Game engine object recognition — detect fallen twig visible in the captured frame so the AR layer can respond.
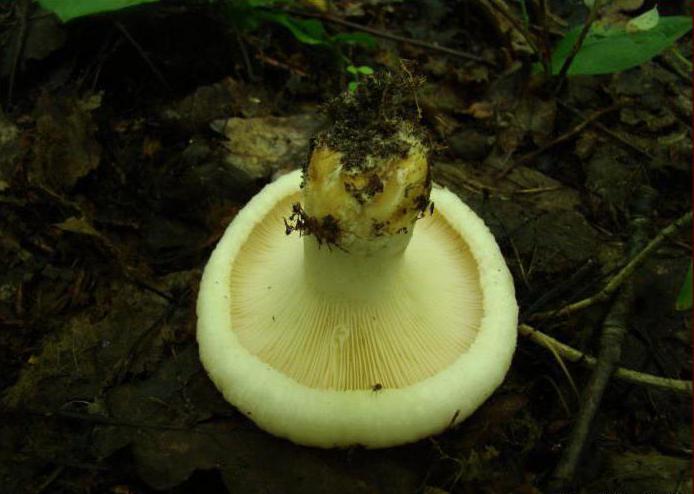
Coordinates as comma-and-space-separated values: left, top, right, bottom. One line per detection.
547, 187, 672, 491
553, 0, 604, 95
233, 24, 258, 81
518, 324, 692, 395
34, 465, 65, 494
660, 47, 692, 83
548, 281, 634, 492
536, 0, 551, 75
530, 211, 692, 321
5, 0, 31, 108
497, 104, 619, 178
113, 20, 171, 91
558, 101, 655, 161
285, 9, 496, 67
485, 0, 541, 58
521, 259, 597, 319
255, 52, 308, 77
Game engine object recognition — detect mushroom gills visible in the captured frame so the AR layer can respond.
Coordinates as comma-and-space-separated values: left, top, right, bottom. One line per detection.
230, 193, 484, 390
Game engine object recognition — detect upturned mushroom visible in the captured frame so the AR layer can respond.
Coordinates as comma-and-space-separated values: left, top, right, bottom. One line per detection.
197, 74, 517, 448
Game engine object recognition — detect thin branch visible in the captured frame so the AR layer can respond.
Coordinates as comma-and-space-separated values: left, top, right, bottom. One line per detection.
548, 282, 634, 492
660, 47, 692, 83
255, 52, 308, 77
530, 211, 692, 321
558, 101, 655, 161
548, 187, 656, 491
670, 46, 693, 71
231, 23, 258, 81
519, 324, 692, 395
485, 0, 541, 56
497, 103, 619, 178
521, 258, 597, 319
113, 21, 171, 92
553, 0, 604, 95
285, 9, 497, 67
34, 466, 65, 494
541, 330, 581, 401
5, 0, 31, 109
536, 0, 552, 76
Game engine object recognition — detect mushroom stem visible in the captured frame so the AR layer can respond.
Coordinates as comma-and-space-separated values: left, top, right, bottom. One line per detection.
303, 232, 410, 301
287, 72, 432, 260
299, 134, 430, 301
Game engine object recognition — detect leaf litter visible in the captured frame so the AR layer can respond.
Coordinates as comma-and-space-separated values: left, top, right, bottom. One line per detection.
0, 0, 691, 492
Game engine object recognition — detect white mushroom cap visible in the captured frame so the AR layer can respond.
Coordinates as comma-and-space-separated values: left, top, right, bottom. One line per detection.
196, 169, 517, 448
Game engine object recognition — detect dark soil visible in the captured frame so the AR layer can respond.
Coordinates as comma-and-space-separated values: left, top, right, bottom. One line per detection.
0, 1, 691, 493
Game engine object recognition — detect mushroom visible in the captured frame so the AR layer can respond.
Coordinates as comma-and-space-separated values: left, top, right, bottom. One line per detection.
197, 75, 517, 448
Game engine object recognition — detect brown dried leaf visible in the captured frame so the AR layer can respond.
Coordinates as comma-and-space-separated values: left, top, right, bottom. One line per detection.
464, 101, 495, 120
160, 77, 273, 133
0, 110, 20, 185
473, 0, 535, 55
54, 216, 102, 238
212, 114, 326, 179
2, 280, 169, 411
31, 93, 102, 191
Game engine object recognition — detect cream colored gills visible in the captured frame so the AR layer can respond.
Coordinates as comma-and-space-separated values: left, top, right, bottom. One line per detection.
229, 194, 483, 391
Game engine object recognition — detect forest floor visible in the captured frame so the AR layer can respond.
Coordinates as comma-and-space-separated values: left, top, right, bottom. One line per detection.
0, 0, 691, 493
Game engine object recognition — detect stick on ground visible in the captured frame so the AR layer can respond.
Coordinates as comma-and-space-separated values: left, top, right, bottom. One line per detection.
286, 9, 496, 67
518, 324, 692, 395
547, 186, 677, 492
530, 211, 692, 321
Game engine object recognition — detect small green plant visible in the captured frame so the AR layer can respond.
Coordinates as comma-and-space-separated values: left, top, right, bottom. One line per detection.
38, 0, 377, 90
550, 7, 692, 76
37, 0, 158, 21
346, 65, 374, 92
222, 1, 376, 87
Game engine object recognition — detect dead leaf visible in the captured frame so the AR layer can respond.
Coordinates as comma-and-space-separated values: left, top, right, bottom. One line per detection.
464, 101, 495, 120
54, 217, 102, 238
419, 82, 469, 117
435, 161, 599, 275
212, 114, 325, 179
0, 110, 20, 184
0, 13, 65, 77
299, 0, 328, 11
515, 97, 557, 147
31, 93, 102, 191
583, 145, 639, 211
2, 279, 171, 411
160, 77, 273, 133
585, 450, 692, 494
142, 136, 162, 159
25, 13, 66, 60
473, 0, 535, 56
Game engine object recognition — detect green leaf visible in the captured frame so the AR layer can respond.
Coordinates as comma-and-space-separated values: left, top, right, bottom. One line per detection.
347, 65, 374, 76
356, 65, 374, 75
331, 32, 377, 49
37, 0, 159, 22
259, 11, 328, 45
347, 81, 360, 93
551, 16, 692, 76
676, 264, 692, 311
